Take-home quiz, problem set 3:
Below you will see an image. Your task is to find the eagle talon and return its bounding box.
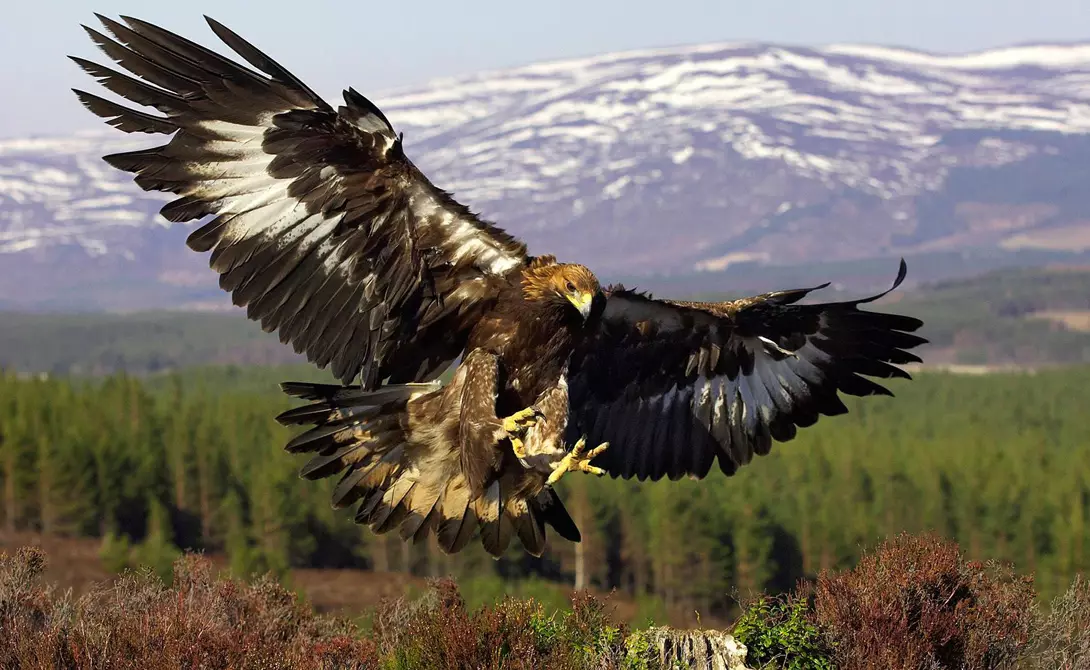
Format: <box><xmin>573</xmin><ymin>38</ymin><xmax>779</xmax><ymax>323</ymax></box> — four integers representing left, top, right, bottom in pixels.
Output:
<box><xmin>502</xmin><ymin>407</ymin><xmax>541</xmax><ymax>459</ymax></box>
<box><xmin>502</xmin><ymin>407</ymin><xmax>539</xmax><ymax>434</ymax></box>
<box><xmin>546</xmin><ymin>437</ymin><xmax>609</xmax><ymax>487</ymax></box>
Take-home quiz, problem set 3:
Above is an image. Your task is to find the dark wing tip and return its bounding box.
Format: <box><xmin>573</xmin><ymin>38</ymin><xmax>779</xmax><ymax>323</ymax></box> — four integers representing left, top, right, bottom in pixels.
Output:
<box><xmin>116</xmin><ymin>14</ymin><xmax>146</xmax><ymax>28</ymax></box>
<box><xmin>894</xmin><ymin>257</ymin><xmax>908</xmax><ymax>290</ymax></box>
<box><xmin>202</xmin><ymin>14</ymin><xmax>238</xmax><ymax>45</ymax></box>
<box><xmin>851</xmin><ymin>258</ymin><xmax>913</xmax><ymax>307</ymax></box>
<box><xmin>341</xmin><ymin>86</ymin><xmax>396</xmax><ymax>134</ymax></box>
<box><xmin>203</xmin><ymin>15</ymin><xmax>233</xmax><ymax>42</ymax></box>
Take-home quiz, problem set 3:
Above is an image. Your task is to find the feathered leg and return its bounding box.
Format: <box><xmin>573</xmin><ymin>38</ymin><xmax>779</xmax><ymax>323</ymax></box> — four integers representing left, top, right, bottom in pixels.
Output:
<box><xmin>456</xmin><ymin>349</ymin><xmax>540</xmax><ymax>494</ymax></box>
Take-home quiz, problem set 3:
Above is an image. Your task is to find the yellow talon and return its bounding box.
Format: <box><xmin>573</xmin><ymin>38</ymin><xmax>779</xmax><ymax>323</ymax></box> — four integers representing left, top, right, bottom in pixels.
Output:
<box><xmin>502</xmin><ymin>407</ymin><xmax>539</xmax><ymax>434</ymax></box>
<box><xmin>546</xmin><ymin>437</ymin><xmax>609</xmax><ymax>487</ymax></box>
<box><xmin>502</xmin><ymin>407</ymin><xmax>540</xmax><ymax>459</ymax></box>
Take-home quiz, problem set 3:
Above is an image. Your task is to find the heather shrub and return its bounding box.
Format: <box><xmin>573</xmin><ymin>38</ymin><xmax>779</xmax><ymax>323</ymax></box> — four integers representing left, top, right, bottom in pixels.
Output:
<box><xmin>1021</xmin><ymin>574</ymin><xmax>1090</xmax><ymax>670</ymax></box>
<box><xmin>732</xmin><ymin>595</ymin><xmax>832</xmax><ymax>669</ymax></box>
<box><xmin>3</xmin><ymin>544</ymin><xmax>644</xmax><ymax>670</ymax></box>
<box><xmin>812</xmin><ymin>532</ymin><xmax>1035</xmax><ymax>670</ymax></box>
<box><xmin>8</xmin><ymin>533</ymin><xmax>1077</xmax><ymax>670</ymax></box>
<box><xmin>0</xmin><ymin>547</ymin><xmax>77</xmax><ymax>669</ymax></box>
<box><xmin>1</xmin><ymin>547</ymin><xmax>378</xmax><ymax>669</ymax></box>
<box><xmin>374</xmin><ymin>578</ymin><xmax>632</xmax><ymax>670</ymax></box>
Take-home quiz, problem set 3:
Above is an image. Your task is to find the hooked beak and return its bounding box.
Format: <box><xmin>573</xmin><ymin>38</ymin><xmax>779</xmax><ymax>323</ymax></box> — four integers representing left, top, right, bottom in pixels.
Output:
<box><xmin>567</xmin><ymin>292</ymin><xmax>594</xmax><ymax>320</ymax></box>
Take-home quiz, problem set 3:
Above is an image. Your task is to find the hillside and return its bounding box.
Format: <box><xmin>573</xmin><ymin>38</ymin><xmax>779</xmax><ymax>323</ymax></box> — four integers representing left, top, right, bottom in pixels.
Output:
<box><xmin>0</xmin><ymin>312</ymin><xmax>307</xmax><ymax>375</ymax></box>
<box><xmin>895</xmin><ymin>264</ymin><xmax>1090</xmax><ymax>365</ymax></box>
<box><xmin>2</xmin><ymin>34</ymin><xmax>1090</xmax><ymax>309</ymax></box>
<box><xmin>2</xmin><ymin>265</ymin><xmax>1088</xmax><ymax>374</ymax></box>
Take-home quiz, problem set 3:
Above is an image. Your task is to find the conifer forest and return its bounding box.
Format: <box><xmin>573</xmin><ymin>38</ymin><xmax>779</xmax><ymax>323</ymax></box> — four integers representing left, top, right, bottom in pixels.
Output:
<box><xmin>2</xmin><ymin>364</ymin><xmax>1087</xmax><ymax>622</ymax></box>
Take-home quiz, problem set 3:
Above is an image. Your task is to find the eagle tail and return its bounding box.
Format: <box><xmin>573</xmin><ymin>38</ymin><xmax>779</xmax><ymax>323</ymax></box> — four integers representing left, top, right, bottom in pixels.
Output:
<box><xmin>278</xmin><ymin>380</ymin><xmax>531</xmax><ymax>555</ymax></box>
<box><xmin>470</xmin><ymin>472</ymin><xmax>569</xmax><ymax>559</ymax></box>
<box><xmin>472</xmin><ymin>478</ymin><xmax>516</xmax><ymax>558</ymax></box>
<box><xmin>277</xmin><ymin>380</ymin><xmax>452</xmax><ymax>539</ymax></box>
<box><xmin>277</xmin><ymin>381</ymin><xmax>574</xmax><ymax>557</ymax></box>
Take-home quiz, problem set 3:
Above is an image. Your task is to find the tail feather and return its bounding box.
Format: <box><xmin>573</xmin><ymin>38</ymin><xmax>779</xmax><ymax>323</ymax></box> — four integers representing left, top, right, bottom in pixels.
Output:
<box><xmin>400</xmin><ymin>492</ymin><xmax>441</xmax><ymax>543</ymax></box>
<box><xmin>283</xmin><ymin>420</ymin><xmax>367</xmax><ymax>453</ymax></box>
<box><xmin>535</xmin><ymin>489</ymin><xmax>581</xmax><ymax>543</ymax></box>
<box><xmin>509</xmin><ymin>496</ymin><xmax>547</xmax><ymax>558</ymax></box>
<box><xmin>367</xmin><ymin>477</ymin><xmax>417</xmax><ymax>533</ymax></box>
<box><xmin>331</xmin><ymin>467</ymin><xmax>369</xmax><ymax>509</ymax></box>
<box><xmin>299</xmin><ymin>443</ymin><xmax>361</xmax><ymax>480</ymax></box>
<box><xmin>410</xmin><ymin>506</ymin><xmax>442</xmax><ymax>545</ymax></box>
<box><xmin>279</xmin><ymin>379</ymin><xmax>580</xmax><ymax>557</ymax></box>
<box><xmin>475</xmin><ymin>479</ymin><xmax>515</xmax><ymax>558</ymax></box>
<box><xmin>276</xmin><ymin>401</ymin><xmax>381</xmax><ymax>427</ymax></box>
<box><xmin>356</xmin><ymin>486</ymin><xmax>387</xmax><ymax>523</ymax></box>
<box><xmin>437</xmin><ymin>477</ymin><xmax>477</xmax><ymax>554</ymax></box>
<box><xmin>351</xmin><ymin>446</ymin><xmax>409</xmax><ymax>520</ymax></box>
<box><xmin>279</xmin><ymin>381</ymin><xmax>435</xmax><ymax>404</ymax></box>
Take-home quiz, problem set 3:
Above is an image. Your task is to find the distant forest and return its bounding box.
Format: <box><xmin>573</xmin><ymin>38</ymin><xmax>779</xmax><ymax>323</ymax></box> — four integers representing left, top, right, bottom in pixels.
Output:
<box><xmin>2</xmin><ymin>365</ymin><xmax>1087</xmax><ymax>623</ymax></box>
<box><xmin>2</xmin><ymin>266</ymin><xmax>1090</xmax><ymax>375</ymax></box>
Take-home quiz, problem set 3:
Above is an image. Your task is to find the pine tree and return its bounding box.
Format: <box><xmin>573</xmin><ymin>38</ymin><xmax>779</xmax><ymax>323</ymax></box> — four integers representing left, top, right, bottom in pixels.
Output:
<box><xmin>132</xmin><ymin>495</ymin><xmax>180</xmax><ymax>582</ymax></box>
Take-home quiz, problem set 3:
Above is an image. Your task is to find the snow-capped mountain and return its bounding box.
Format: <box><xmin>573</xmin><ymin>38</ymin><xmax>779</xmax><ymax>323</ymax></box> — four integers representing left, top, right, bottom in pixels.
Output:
<box><xmin>3</xmin><ymin>40</ymin><xmax>1090</xmax><ymax>310</ymax></box>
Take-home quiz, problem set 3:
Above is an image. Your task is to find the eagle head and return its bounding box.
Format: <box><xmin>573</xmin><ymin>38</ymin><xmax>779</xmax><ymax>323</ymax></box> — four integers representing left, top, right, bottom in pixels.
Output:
<box><xmin>522</xmin><ymin>260</ymin><xmax>602</xmax><ymax>321</ymax></box>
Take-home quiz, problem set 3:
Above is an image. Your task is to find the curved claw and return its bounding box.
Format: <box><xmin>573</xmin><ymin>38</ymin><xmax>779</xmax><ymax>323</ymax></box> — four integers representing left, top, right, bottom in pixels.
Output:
<box><xmin>546</xmin><ymin>437</ymin><xmax>609</xmax><ymax>487</ymax></box>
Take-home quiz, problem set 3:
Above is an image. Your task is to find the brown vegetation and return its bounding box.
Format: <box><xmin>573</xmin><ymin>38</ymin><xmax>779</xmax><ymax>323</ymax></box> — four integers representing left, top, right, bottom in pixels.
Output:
<box><xmin>0</xmin><ymin>547</ymin><xmax>379</xmax><ymax>669</ymax></box>
<box><xmin>811</xmin><ymin>533</ymin><xmax>1035</xmax><ymax>670</ymax></box>
<box><xmin>0</xmin><ymin>530</ymin><xmax>648</xmax><ymax>625</ymax></box>
<box><xmin>1022</xmin><ymin>575</ymin><xmax>1090</xmax><ymax>670</ymax></box>
<box><xmin>0</xmin><ymin>546</ymin><xmax>635</xmax><ymax>670</ymax></box>
<box><xmin>4</xmin><ymin>533</ymin><xmax>1090</xmax><ymax>669</ymax></box>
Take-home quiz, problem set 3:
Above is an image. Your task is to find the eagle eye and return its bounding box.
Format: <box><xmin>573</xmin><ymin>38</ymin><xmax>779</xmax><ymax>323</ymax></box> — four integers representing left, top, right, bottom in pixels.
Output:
<box><xmin>565</xmin><ymin>280</ymin><xmax>576</xmax><ymax>292</ymax></box>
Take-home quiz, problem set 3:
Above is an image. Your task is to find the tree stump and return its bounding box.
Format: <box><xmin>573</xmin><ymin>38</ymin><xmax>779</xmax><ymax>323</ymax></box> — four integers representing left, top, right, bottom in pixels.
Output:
<box><xmin>638</xmin><ymin>627</ymin><xmax>753</xmax><ymax>670</ymax></box>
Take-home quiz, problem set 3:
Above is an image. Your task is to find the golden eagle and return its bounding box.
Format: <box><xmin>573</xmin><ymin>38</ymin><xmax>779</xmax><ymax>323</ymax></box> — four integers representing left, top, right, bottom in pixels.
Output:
<box><xmin>73</xmin><ymin>16</ymin><xmax>927</xmax><ymax>557</ymax></box>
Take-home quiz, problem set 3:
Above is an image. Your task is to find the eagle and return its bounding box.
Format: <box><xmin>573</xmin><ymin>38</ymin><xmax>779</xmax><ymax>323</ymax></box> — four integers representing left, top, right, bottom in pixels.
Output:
<box><xmin>73</xmin><ymin>15</ymin><xmax>927</xmax><ymax>558</ymax></box>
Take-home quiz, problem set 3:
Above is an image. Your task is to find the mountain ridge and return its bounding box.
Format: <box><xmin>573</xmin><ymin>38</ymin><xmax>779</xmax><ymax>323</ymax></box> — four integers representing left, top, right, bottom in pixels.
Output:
<box><xmin>2</xmin><ymin>37</ymin><xmax>1089</xmax><ymax>309</ymax></box>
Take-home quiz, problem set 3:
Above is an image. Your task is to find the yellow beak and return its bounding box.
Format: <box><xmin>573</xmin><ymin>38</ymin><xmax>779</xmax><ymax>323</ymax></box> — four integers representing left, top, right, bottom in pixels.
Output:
<box><xmin>567</xmin><ymin>292</ymin><xmax>594</xmax><ymax>320</ymax></box>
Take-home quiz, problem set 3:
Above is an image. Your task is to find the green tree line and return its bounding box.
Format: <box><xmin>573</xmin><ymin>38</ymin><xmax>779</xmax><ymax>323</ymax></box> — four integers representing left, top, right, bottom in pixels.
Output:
<box><xmin>4</xmin><ymin>267</ymin><xmax>1090</xmax><ymax>377</ymax></box>
<box><xmin>1</xmin><ymin>366</ymin><xmax>1088</xmax><ymax>620</ymax></box>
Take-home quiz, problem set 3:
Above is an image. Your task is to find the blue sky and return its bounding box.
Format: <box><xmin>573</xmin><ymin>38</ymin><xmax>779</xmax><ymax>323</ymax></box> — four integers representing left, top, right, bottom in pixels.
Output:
<box><xmin>2</xmin><ymin>0</ymin><xmax>1086</xmax><ymax>137</ymax></box>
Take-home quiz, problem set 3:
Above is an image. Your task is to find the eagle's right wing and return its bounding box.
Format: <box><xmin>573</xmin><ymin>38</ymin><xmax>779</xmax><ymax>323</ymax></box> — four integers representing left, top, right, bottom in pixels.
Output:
<box><xmin>568</xmin><ymin>260</ymin><xmax>926</xmax><ymax>481</ymax></box>
<box><xmin>73</xmin><ymin>15</ymin><xmax>528</xmax><ymax>386</ymax></box>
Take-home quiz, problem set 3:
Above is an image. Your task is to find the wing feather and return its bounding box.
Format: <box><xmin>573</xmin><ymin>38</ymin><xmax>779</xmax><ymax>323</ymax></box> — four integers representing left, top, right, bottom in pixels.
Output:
<box><xmin>569</xmin><ymin>259</ymin><xmax>927</xmax><ymax>481</ymax></box>
<box><xmin>75</xmin><ymin>15</ymin><xmax>528</xmax><ymax>386</ymax></box>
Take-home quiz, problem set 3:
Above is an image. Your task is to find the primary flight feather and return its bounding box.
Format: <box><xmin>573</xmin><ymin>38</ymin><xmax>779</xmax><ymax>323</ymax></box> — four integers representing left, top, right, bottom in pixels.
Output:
<box><xmin>74</xmin><ymin>15</ymin><xmax>927</xmax><ymax>557</ymax></box>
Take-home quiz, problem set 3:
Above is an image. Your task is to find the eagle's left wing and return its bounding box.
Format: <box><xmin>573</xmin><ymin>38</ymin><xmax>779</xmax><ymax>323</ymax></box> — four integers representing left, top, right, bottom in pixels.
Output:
<box><xmin>567</xmin><ymin>260</ymin><xmax>926</xmax><ymax>481</ymax></box>
<box><xmin>72</xmin><ymin>16</ymin><xmax>527</xmax><ymax>387</ymax></box>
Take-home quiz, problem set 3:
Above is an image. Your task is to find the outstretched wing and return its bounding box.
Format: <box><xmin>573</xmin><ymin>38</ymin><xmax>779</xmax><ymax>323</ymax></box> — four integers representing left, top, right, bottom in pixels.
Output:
<box><xmin>568</xmin><ymin>260</ymin><xmax>926</xmax><ymax>481</ymax></box>
<box><xmin>73</xmin><ymin>15</ymin><xmax>527</xmax><ymax>386</ymax></box>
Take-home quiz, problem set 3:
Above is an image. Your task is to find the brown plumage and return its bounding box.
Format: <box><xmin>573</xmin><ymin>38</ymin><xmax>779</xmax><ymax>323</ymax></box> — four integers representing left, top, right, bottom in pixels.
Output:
<box><xmin>75</xmin><ymin>15</ymin><xmax>928</xmax><ymax>558</ymax></box>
